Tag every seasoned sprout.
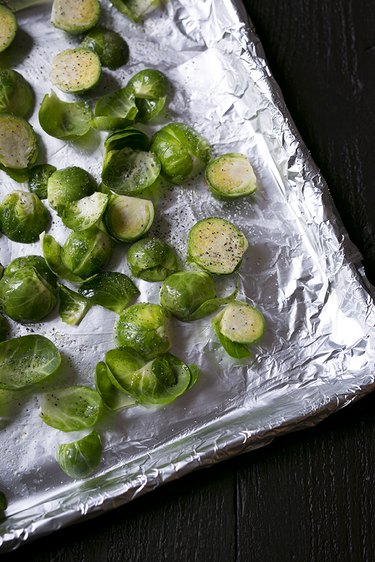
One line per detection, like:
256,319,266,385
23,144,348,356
128,69,168,100
205,153,258,198
0,191,49,243
28,164,56,200
57,430,102,479
110,0,161,23
79,272,139,314
0,115,38,170
212,301,266,358
81,27,129,70
47,166,97,214
0,335,61,390
5,255,57,289
51,0,100,34
61,192,109,231
0,5,17,53
95,361,135,410
160,271,237,321
136,96,166,123
103,127,149,169
0,314,8,342
102,148,161,195
40,386,103,431
128,237,178,281
93,86,138,131
115,303,171,359
39,90,92,141
187,217,248,274
51,48,101,94
0,69,34,118
42,233,84,283
104,195,154,242
62,228,113,280
151,122,211,184
58,284,91,326
105,347,145,392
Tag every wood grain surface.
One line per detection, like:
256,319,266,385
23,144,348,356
3,1,375,560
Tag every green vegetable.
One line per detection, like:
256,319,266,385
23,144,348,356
79,272,139,314
0,335,61,390
0,191,49,243
205,153,258,198
39,90,92,141
42,233,84,283
51,0,100,34
40,386,103,431
28,164,57,199
0,69,34,118
128,69,168,100
62,229,113,280
104,194,154,242
81,27,129,70
160,271,237,320
103,127,149,170
110,0,160,23
95,361,135,410
212,301,266,358
58,284,91,325
127,237,178,281
151,122,211,184
0,314,8,342
93,86,138,131
5,255,57,288
115,303,171,359
0,114,38,169
136,96,166,123
187,217,248,274
51,48,101,94
105,347,144,392
0,5,17,53
57,430,102,479
47,166,97,214
61,192,109,231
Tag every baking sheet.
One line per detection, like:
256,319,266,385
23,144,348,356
1,0,375,552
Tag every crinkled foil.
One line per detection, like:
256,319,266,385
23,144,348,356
1,0,375,552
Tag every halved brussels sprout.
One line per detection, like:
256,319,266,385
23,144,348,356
212,301,266,358
128,69,168,100
5,255,57,288
127,237,178,281
136,96,166,123
39,91,92,141
160,271,237,321
110,0,160,23
103,127,150,170
187,217,248,275
0,191,49,243
58,284,91,325
102,148,161,195
51,0,100,34
61,192,108,231
47,166,97,214
205,153,258,199
0,69,34,118
57,430,102,479
0,334,61,390
40,386,103,431
105,347,144,392
0,314,9,342
63,228,113,280
28,164,57,200
0,115,38,170
151,122,211,184
95,361,136,410
115,303,171,359
104,194,154,242
0,5,17,53
81,27,129,70
93,86,138,131
79,272,139,314
51,48,101,94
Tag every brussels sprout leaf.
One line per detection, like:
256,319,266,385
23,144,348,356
40,386,103,431
39,91,92,140
58,284,91,326
79,272,139,314
95,361,135,410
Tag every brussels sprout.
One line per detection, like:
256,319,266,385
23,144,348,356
39,90,92,141
128,237,178,281
160,271,237,321
0,115,38,170
95,361,135,410
57,430,102,479
0,191,49,243
151,123,211,184
81,27,129,70
0,314,8,342
51,0,100,34
28,164,57,199
103,127,149,170
115,303,171,359
0,335,61,390
47,166,97,214
0,69,34,118
0,5,17,53
58,284,91,326
187,217,248,275
61,228,113,280
79,272,139,314
42,233,83,283
136,96,166,123
104,194,154,242
5,255,57,288
93,86,138,131
40,386,103,431
51,48,102,94
205,153,258,199
61,192,108,231
102,148,161,195
110,0,160,23
128,69,168,100
0,259,57,323
105,347,144,392
212,301,266,358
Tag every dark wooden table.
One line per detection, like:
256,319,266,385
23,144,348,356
3,1,375,560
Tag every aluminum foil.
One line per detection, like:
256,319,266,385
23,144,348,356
1,0,375,552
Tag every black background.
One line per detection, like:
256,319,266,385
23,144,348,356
3,1,375,560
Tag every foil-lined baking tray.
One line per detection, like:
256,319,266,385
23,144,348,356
1,0,375,552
